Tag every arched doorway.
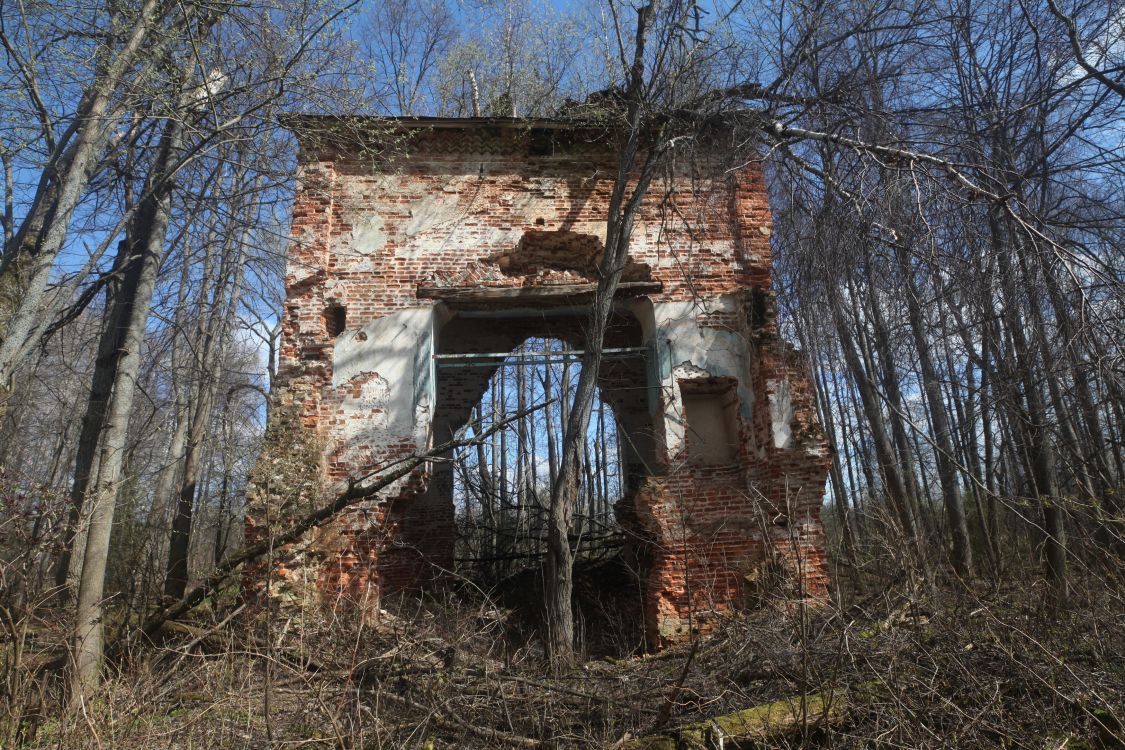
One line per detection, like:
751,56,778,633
450,336,624,581
377,303,658,652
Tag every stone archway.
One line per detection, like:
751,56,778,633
376,303,658,600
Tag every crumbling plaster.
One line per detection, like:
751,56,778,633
651,297,756,461
332,307,435,452
767,378,796,450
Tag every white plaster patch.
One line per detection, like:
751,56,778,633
629,298,657,343
629,221,651,255
508,191,554,214
286,262,318,287
654,299,746,381
333,308,435,444
768,378,796,450
403,194,461,237
322,278,347,301
673,362,712,380
413,393,432,452
478,226,523,247
524,177,558,196
350,373,391,431
339,254,382,273
286,233,321,286
351,215,386,255
652,298,754,460
439,174,479,194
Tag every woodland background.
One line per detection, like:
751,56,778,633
0,0,1122,746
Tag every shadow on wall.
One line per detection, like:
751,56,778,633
488,230,653,282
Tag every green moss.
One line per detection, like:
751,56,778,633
616,690,845,750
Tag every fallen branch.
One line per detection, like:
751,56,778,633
481,672,659,714
162,602,247,653
649,639,699,733
131,402,550,642
374,689,545,748
149,603,249,693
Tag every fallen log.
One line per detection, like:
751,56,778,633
614,688,847,749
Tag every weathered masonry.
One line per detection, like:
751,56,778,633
247,117,830,648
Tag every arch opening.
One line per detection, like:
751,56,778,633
378,307,658,655
450,337,625,582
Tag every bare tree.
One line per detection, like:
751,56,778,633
0,0,206,412
72,72,190,698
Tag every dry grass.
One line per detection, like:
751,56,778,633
5,564,1122,749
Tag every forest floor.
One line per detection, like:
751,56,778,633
11,567,1125,749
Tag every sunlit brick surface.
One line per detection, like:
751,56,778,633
246,119,830,646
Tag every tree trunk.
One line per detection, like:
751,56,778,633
990,211,1068,600
830,291,930,585
0,0,176,411
53,240,135,594
165,211,249,599
800,315,858,568
71,112,180,699
894,245,973,576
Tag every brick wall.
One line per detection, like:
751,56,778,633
246,118,829,645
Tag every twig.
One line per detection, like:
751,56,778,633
649,638,699,732
374,689,544,748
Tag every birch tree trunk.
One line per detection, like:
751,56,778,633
0,0,191,411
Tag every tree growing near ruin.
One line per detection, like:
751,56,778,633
535,0,1125,655
766,0,1125,590
541,0,700,665
0,0,204,417
0,0,1121,723
0,0,366,697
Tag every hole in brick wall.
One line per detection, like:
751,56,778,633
325,304,346,337
750,288,769,330
680,378,740,466
490,230,652,282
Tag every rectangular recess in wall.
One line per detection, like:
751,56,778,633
680,378,740,466
325,304,346,337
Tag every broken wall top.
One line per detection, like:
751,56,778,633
283,115,777,315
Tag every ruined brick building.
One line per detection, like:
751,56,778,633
247,117,830,648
